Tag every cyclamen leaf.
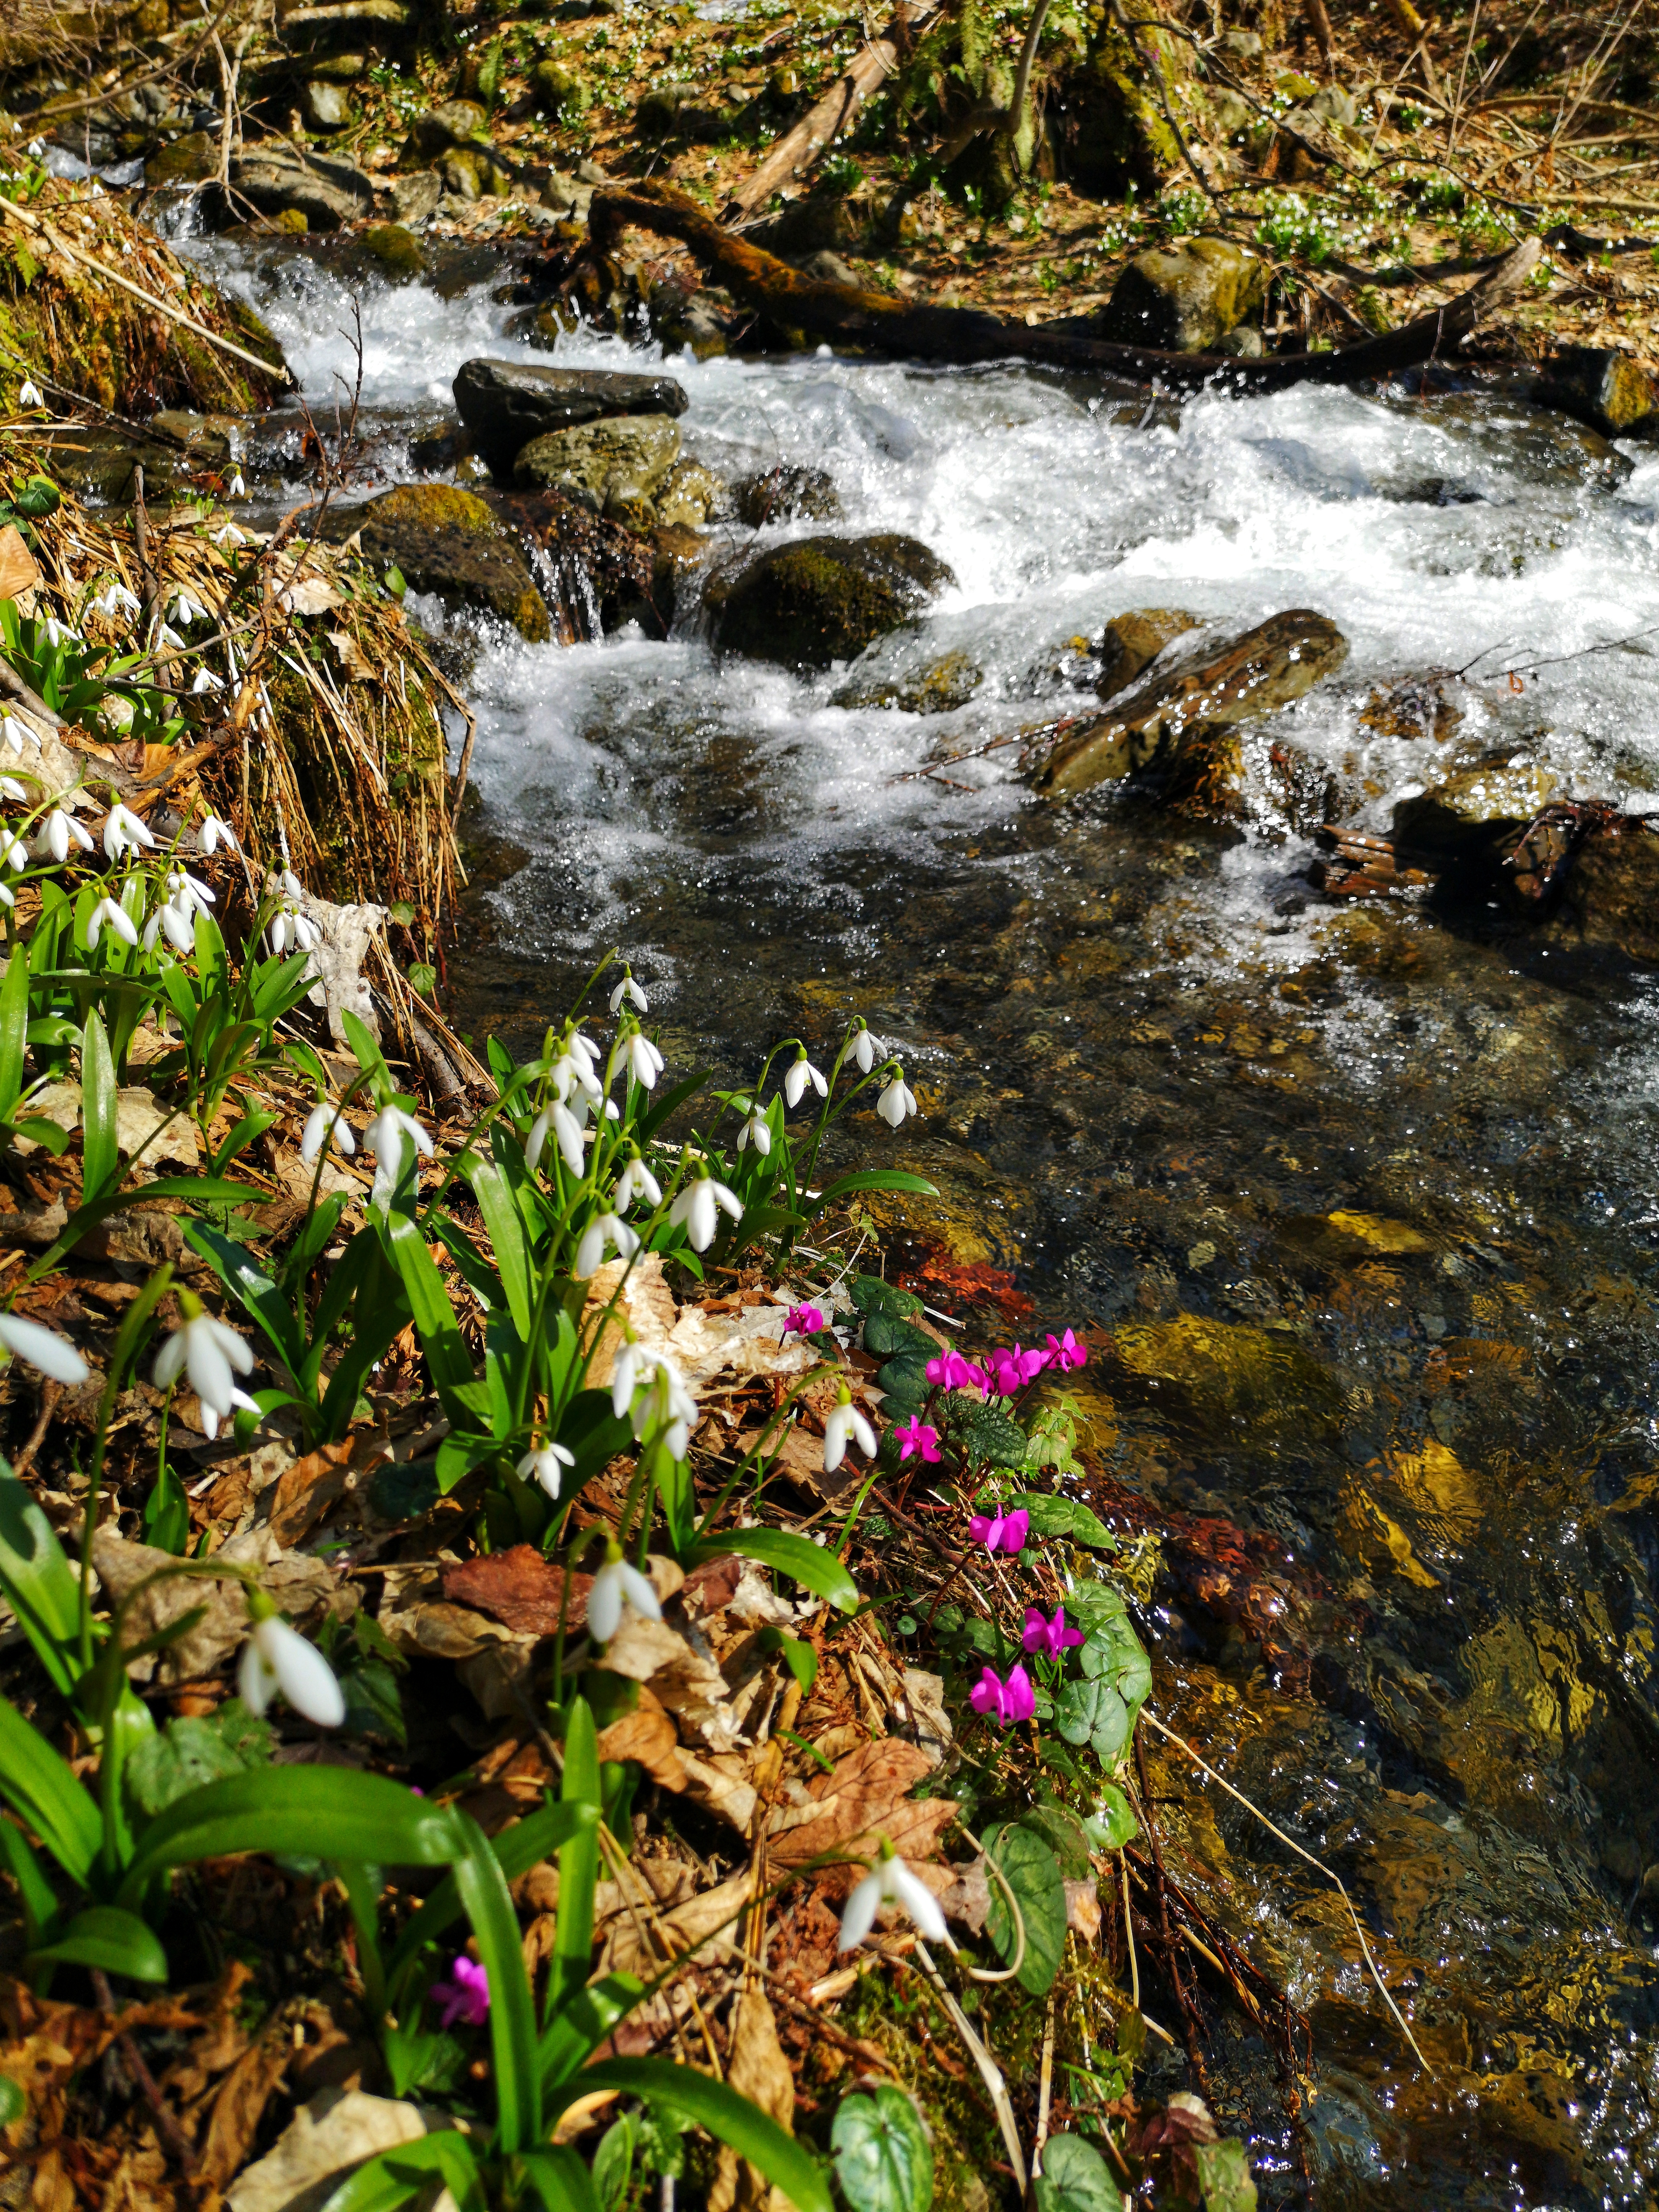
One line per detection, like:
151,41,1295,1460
1034,2135,1124,2212
983,1822,1069,1996
1003,1492,1118,1551
1019,1802,1093,1880
124,1702,272,1820
954,1405,1028,1470
849,1275,924,1321
831,2086,934,2212
1082,1782,1139,1853
1194,2140,1258,2212
1055,1676,1132,1770
862,1312,937,1361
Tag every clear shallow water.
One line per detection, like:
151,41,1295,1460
207,240,1659,2206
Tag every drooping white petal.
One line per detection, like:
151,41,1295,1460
837,1868,884,1952
885,1859,952,1947
0,1314,89,1385
587,1563,624,1645
823,1402,850,1474
238,1635,277,1715
252,1617,345,1727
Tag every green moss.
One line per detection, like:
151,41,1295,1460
707,533,954,670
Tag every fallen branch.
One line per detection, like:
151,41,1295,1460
590,181,1542,391
724,2,940,217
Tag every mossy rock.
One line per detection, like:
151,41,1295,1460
1059,23,1195,192
705,533,955,670
1098,608,1198,700
1548,824,1659,963
145,129,218,186
734,465,841,526
1101,240,1267,352
656,458,729,528
531,59,588,115
512,416,681,508
324,482,549,641
834,647,981,713
407,99,489,155
1111,1314,1345,1444
362,222,424,280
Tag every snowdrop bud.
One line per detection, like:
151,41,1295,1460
823,1385,877,1475
198,812,237,854
0,776,23,802
238,1611,344,1727
0,1312,89,1386
876,1071,918,1128
229,472,246,497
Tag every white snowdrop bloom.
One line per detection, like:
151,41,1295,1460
154,1308,257,1437
587,1544,664,1645
1,715,31,755
228,472,245,497
0,776,24,801
853,1024,877,1074
736,1105,771,1156
41,617,78,651
609,1026,663,1094
171,591,206,627
156,622,185,651
142,899,195,956
612,1155,661,1213
95,582,141,626
166,867,215,915
608,971,648,1014
363,1105,433,1206
668,1174,742,1253
0,826,26,871
301,1103,356,1163
838,1840,953,1953
630,1353,697,1459
198,812,238,855
516,1441,575,1500
783,1053,828,1109
88,894,138,949
550,1046,601,1104
876,1072,918,1128
823,1387,877,1475
574,1210,640,1280
190,666,223,695
0,882,12,907
238,1615,344,1727
17,378,42,409
37,808,94,865
211,523,245,547
526,1095,587,1178
102,802,155,862
0,1313,89,1386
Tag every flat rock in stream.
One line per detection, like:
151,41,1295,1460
704,533,955,670
1031,610,1349,796
512,415,682,510
320,483,549,641
453,359,689,482
229,149,376,230
1098,608,1199,701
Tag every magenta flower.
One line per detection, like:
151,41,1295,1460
968,1506,1028,1555
1043,1329,1089,1373
926,1348,989,1394
784,1304,826,1337
430,1955,490,2029
1022,1604,1084,1661
969,1662,1036,1728
893,1416,941,1463
987,1343,1047,1396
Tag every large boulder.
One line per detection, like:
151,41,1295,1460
1100,239,1267,353
1098,608,1198,701
1531,348,1658,439
512,416,682,513
704,535,955,670
406,99,490,155
230,148,375,230
452,360,689,483
1033,610,1348,795
322,484,548,641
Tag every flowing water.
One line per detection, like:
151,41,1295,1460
194,227,1659,2208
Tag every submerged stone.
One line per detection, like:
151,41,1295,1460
734,465,841,527
326,482,549,642
1547,820,1659,963
704,534,956,671
1112,1313,1345,1444
453,358,689,482
835,648,982,714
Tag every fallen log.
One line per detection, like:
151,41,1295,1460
589,180,1541,392
724,2,940,218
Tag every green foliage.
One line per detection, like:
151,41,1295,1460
984,1821,1069,1995
832,2086,934,2212
1002,1492,1115,1550
1034,2135,1123,2212
124,1702,272,1820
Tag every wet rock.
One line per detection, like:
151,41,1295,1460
1111,1313,1345,1445
1098,608,1198,701
656,458,730,528
798,249,860,287
834,648,982,713
1531,347,1658,439
734,465,841,527
39,428,193,504
454,358,689,483
321,483,549,642
309,50,370,81
1033,609,1349,795
145,129,218,185
1547,818,1659,962
485,487,666,638
302,80,351,130
1215,325,1265,358
705,534,955,671
361,222,423,280
652,290,729,360
388,169,442,226
511,416,682,512
149,409,243,462
231,148,375,230
1391,749,1562,871
1100,239,1267,352
407,99,489,156
438,146,513,202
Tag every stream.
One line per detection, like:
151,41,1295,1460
190,225,1659,2209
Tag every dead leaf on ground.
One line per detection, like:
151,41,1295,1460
199,2018,293,2189
91,1528,339,1685
594,1690,689,1791
267,1435,384,1548
441,1546,591,1635
771,1739,959,1869
709,1990,794,2212
598,1869,753,1980
600,1617,742,1753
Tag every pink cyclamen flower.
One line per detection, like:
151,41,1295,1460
967,1507,1028,1556
1023,1604,1084,1661
969,1663,1036,1728
784,1304,825,1337
430,1956,489,2029
987,1343,1048,1396
1043,1329,1089,1373
893,1416,941,1464
926,1348,989,1394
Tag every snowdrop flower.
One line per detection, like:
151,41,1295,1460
669,1172,742,1253
517,1440,574,1499
156,622,185,652
88,894,138,949
587,1540,664,1644
783,1051,828,1109
0,826,26,871
36,807,94,864
142,899,194,956
823,1384,877,1475
876,1070,918,1128
0,882,13,908
612,1154,661,1213
166,867,215,915
0,776,24,802
229,471,246,497
550,1044,601,1105
608,969,648,1014
852,1021,876,1074
94,582,141,625
171,590,206,627
190,666,223,695
154,1300,259,1438
610,1343,698,1458
363,1104,433,1207
238,1601,345,1727
574,1210,640,1279
736,1103,771,1156
2,714,32,755
0,1312,89,1386
211,523,245,548
526,1095,587,1177
610,1025,663,1093
301,1102,356,1163
102,802,155,863
41,617,78,651
838,1838,953,1954
17,377,42,409
198,812,238,855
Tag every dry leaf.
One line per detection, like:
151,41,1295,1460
267,1436,379,1548
598,1869,753,1979
709,1991,795,2212
441,1546,590,1635
1064,1877,1102,1945
772,1739,959,1870
593,1692,689,1791
199,2022,292,2189
0,523,41,599
225,2089,462,2212
599,1617,741,1753
92,1528,336,1685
